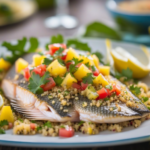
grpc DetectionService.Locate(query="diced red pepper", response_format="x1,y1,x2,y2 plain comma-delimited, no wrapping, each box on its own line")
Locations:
110,84,121,96
97,88,108,99
81,82,88,91
33,64,46,77
24,67,31,81
40,77,56,91
30,123,36,130
59,126,74,138
72,83,81,90
48,44,66,55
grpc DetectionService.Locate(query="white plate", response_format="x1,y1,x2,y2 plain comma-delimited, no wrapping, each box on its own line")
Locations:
0,37,150,148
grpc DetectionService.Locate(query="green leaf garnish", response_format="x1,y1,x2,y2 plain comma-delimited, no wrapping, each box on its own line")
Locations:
2,37,39,63
30,120,36,123
104,97,109,101
42,56,54,65
78,121,85,126
60,125,65,128
44,121,52,128
105,85,113,90
0,120,8,127
53,76,63,86
37,126,42,131
83,22,122,40
91,66,96,72
28,72,50,94
0,128,5,134
129,85,141,95
18,118,23,123
142,97,149,103
53,48,64,57
85,62,90,68
67,39,91,52
82,73,95,84
57,58,65,66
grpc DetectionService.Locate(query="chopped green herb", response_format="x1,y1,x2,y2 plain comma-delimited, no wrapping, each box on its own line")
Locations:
148,107,150,110
82,73,95,84
37,126,42,131
104,97,109,101
91,66,96,71
85,62,90,68
105,85,113,90
54,76,63,86
0,120,8,127
53,48,64,58
88,122,92,124
31,120,36,123
129,85,141,95
57,58,65,66
0,128,5,134
18,118,23,123
28,72,50,94
67,39,91,52
142,97,149,103
60,125,65,128
44,121,52,128
43,56,54,65
78,121,85,126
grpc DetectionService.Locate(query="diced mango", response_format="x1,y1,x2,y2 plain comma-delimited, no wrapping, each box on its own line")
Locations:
79,55,94,66
61,73,77,89
93,74,109,87
33,54,46,67
47,59,67,77
74,64,91,81
98,66,110,76
0,106,14,123
65,48,79,62
87,127,93,135
91,54,100,68
0,58,11,71
15,58,28,73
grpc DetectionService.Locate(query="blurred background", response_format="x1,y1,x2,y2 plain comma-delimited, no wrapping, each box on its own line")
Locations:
0,0,150,46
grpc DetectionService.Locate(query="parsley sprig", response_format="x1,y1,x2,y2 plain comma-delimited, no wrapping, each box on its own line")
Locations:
54,76,63,86
129,85,141,95
44,121,52,128
0,120,8,134
82,73,95,84
28,72,50,94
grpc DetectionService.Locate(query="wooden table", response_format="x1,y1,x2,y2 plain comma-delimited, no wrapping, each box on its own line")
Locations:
0,0,149,149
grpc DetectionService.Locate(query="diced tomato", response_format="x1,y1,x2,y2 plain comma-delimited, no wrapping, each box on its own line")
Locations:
72,83,81,90
40,77,56,91
81,82,88,91
61,51,67,60
110,84,121,96
33,64,46,77
30,123,36,130
8,122,13,129
48,44,66,55
93,70,99,76
24,67,31,81
59,127,74,138
97,88,108,99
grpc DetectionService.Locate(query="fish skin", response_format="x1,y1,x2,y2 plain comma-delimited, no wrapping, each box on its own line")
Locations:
111,76,150,114
74,95,142,123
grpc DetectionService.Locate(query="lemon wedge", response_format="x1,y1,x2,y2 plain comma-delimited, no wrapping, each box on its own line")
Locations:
110,46,150,79
0,95,4,110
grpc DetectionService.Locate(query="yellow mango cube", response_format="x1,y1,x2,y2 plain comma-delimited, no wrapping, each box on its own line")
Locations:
98,66,110,76
61,73,77,89
0,58,11,71
47,59,67,77
65,48,79,62
15,58,28,73
79,55,94,66
93,73,109,87
33,54,46,67
74,64,91,81
0,106,14,123
91,54,100,68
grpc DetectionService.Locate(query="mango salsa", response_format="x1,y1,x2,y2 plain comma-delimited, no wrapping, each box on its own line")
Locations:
15,58,29,73
0,58,11,71
47,59,67,77
61,73,77,89
98,66,110,76
93,74,109,87
74,64,91,81
79,55,94,66
0,106,14,123
91,54,99,68
65,48,79,62
33,54,46,67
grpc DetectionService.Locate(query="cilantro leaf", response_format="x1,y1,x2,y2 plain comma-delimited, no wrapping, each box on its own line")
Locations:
85,62,90,68
18,118,23,123
91,66,96,71
37,126,42,131
78,121,85,126
28,72,50,94
54,76,63,86
122,68,133,80
30,120,36,123
129,85,141,95
0,128,5,134
83,22,122,40
0,120,8,127
82,73,95,84
67,39,91,52
44,121,52,128
45,34,64,50
105,85,112,90
57,58,65,66
142,97,149,103
60,125,65,128
53,48,64,57
43,56,54,65
2,37,39,64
